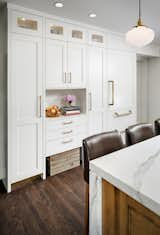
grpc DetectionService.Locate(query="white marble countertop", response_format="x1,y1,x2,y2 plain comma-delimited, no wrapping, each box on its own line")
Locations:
90,135,160,216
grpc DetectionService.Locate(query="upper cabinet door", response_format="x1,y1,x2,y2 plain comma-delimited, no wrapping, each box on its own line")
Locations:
67,42,86,87
10,10,43,37
89,31,106,47
87,47,103,136
10,34,43,183
107,50,136,109
68,26,86,43
46,39,67,89
46,18,68,41
88,46,103,110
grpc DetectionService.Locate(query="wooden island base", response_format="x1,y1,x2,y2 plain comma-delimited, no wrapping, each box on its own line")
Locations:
102,180,160,235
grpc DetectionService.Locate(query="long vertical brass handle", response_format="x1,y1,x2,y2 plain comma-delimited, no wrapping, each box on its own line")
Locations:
88,92,92,111
39,96,42,118
64,72,67,83
108,81,114,105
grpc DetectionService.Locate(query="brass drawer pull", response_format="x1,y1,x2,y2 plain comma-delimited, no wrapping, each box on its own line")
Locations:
62,130,73,135
63,121,73,125
62,139,73,144
114,110,132,118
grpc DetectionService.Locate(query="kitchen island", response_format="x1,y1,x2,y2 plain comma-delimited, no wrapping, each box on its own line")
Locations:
89,135,160,235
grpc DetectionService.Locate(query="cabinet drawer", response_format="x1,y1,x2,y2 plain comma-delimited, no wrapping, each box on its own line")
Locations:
46,18,68,40
47,125,86,141
46,132,85,156
46,115,86,132
105,108,136,132
10,10,43,36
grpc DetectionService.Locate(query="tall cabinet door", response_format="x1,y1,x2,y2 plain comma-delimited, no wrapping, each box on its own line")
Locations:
87,46,103,136
46,39,67,89
103,50,137,132
67,42,86,87
9,34,43,183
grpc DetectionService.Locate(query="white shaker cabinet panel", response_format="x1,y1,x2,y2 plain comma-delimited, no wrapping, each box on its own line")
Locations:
88,47,103,110
67,42,86,87
46,39,67,89
9,34,43,183
106,50,136,109
103,50,137,132
46,40,86,89
87,46,103,136
87,112,103,136
46,18,68,41
103,108,137,132
10,10,43,37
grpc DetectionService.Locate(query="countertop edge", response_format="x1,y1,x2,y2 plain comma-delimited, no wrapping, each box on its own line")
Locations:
90,162,160,217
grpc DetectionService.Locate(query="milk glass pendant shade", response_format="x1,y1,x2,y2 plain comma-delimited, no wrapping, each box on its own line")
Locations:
126,0,155,47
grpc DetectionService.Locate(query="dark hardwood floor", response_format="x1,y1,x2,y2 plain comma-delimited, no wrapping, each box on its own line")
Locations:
0,166,85,235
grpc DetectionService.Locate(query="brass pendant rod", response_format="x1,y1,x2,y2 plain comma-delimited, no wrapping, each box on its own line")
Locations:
137,0,143,26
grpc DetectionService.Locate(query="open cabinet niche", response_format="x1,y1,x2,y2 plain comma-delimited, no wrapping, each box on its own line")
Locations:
137,54,160,124
45,89,87,115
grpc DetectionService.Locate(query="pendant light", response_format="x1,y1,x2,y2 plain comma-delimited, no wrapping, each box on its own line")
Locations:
126,0,155,47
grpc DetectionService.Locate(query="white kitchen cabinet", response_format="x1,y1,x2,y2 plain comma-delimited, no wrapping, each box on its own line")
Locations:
4,4,141,193
10,9,43,37
103,50,137,132
46,39,67,89
46,115,87,156
107,50,136,108
87,46,103,136
89,31,106,47
8,34,43,184
46,18,68,41
68,25,86,43
46,40,86,89
67,42,86,87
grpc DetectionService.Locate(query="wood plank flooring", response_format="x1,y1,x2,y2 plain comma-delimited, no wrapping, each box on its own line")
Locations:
0,166,85,235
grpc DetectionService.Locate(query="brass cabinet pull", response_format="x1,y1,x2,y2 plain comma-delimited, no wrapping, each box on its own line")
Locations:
38,96,42,118
63,121,73,125
62,139,73,144
114,110,132,118
88,92,92,111
108,81,114,105
69,72,72,83
64,72,67,83
62,130,73,135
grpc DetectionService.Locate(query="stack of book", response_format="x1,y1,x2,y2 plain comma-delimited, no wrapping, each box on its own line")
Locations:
61,106,81,116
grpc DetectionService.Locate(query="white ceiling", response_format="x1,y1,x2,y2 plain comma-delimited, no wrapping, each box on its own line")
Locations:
7,0,160,43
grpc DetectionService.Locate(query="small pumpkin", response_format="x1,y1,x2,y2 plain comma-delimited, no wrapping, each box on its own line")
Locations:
46,105,61,117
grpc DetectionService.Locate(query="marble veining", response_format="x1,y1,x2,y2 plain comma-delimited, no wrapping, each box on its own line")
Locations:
134,148,160,203
89,170,102,235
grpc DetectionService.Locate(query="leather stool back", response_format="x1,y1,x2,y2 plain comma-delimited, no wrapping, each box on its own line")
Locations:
155,119,160,135
125,123,155,146
83,130,124,184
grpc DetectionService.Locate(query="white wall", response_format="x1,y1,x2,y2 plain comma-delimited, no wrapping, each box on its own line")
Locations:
148,58,160,123
0,2,7,180
137,56,160,124
137,58,149,123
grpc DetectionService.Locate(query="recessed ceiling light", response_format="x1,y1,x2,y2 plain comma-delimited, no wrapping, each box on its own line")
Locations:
55,2,64,8
89,13,97,18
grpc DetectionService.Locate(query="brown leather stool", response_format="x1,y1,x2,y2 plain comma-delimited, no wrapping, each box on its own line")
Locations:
125,123,155,146
155,119,160,135
83,130,124,235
